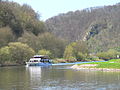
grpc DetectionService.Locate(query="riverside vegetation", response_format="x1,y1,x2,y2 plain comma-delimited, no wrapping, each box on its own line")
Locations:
71,59,120,71
1,0,120,67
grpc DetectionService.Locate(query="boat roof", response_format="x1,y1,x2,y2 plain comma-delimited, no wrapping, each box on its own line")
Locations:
33,55,49,58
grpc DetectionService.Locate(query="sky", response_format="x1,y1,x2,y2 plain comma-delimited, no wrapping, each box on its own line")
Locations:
9,0,120,21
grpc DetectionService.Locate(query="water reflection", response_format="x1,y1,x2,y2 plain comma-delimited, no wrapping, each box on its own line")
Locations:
27,67,42,79
0,66,32,90
26,66,42,90
0,66,120,90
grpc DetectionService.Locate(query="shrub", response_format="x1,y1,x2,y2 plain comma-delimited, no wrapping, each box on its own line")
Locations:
97,49,120,60
0,46,11,64
76,52,87,61
38,49,52,57
9,42,35,64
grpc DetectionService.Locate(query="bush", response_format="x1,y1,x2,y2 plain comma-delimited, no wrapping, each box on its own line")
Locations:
76,52,87,61
38,49,52,57
0,46,11,64
97,49,120,60
9,42,35,64
63,45,74,60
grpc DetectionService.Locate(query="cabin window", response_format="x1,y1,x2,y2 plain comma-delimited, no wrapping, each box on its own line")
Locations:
34,60,38,62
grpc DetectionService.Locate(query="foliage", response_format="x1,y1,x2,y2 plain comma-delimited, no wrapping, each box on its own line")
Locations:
18,32,41,52
46,3,120,53
0,42,35,65
63,45,75,60
73,41,88,56
0,1,46,37
0,1,68,65
97,49,120,60
52,58,68,63
18,32,67,58
0,27,15,48
38,49,51,57
0,1,23,36
76,52,87,61
2,1,120,65
63,41,88,61
114,47,120,52
0,46,11,64
8,42,35,64
38,32,67,58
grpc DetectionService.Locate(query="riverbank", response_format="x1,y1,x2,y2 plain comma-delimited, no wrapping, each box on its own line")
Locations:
0,64,25,67
71,59,120,72
0,62,25,67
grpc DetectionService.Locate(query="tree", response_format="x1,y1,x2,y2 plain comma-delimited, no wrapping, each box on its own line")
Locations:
63,41,89,61
76,52,87,61
0,46,10,64
63,45,74,60
0,27,15,48
73,41,88,56
38,49,51,57
38,32,67,58
45,3,120,53
0,1,46,38
0,2,23,36
8,42,35,64
114,47,120,52
97,49,120,60
18,32,42,52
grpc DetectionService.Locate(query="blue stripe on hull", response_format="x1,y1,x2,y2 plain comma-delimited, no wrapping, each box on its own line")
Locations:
29,63,52,66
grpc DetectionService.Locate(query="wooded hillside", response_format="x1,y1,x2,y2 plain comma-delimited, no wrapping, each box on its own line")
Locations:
1,0,120,65
45,3,120,52
0,1,67,65
0,1,46,47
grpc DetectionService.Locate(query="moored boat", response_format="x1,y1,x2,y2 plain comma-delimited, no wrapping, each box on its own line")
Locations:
26,55,52,66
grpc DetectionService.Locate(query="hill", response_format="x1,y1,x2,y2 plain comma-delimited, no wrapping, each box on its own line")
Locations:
0,1,46,47
0,1,67,59
45,3,120,52
1,1,120,65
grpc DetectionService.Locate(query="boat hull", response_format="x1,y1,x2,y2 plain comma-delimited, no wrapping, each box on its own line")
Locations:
26,62,52,66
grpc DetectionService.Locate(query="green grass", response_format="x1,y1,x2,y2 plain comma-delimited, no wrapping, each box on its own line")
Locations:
78,59,120,69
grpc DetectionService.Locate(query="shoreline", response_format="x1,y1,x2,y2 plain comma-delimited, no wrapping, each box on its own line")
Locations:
0,64,25,67
71,64,120,72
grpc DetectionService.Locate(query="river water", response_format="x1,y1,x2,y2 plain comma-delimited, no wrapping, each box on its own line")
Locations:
0,65,120,90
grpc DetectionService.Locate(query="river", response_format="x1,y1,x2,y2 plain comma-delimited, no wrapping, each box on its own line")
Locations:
0,65,120,90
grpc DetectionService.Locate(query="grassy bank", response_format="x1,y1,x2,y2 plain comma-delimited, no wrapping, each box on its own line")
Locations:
77,59,120,69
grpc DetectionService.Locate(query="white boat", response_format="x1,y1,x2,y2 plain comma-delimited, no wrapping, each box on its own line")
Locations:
26,55,52,66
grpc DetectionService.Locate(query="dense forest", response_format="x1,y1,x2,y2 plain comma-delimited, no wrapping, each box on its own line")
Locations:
0,1,67,65
1,0,120,65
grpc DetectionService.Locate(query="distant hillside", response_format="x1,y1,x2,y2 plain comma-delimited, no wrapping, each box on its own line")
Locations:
1,0,120,55
45,3,120,52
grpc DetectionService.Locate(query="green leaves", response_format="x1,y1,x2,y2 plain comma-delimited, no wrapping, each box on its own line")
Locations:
63,45,74,60
0,1,46,37
38,32,67,58
97,49,120,60
8,42,35,64
0,46,11,64
38,49,51,57
63,41,88,61
0,42,35,65
0,27,15,48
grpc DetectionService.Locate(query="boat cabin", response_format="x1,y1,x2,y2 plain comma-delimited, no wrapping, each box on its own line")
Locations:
29,55,51,63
